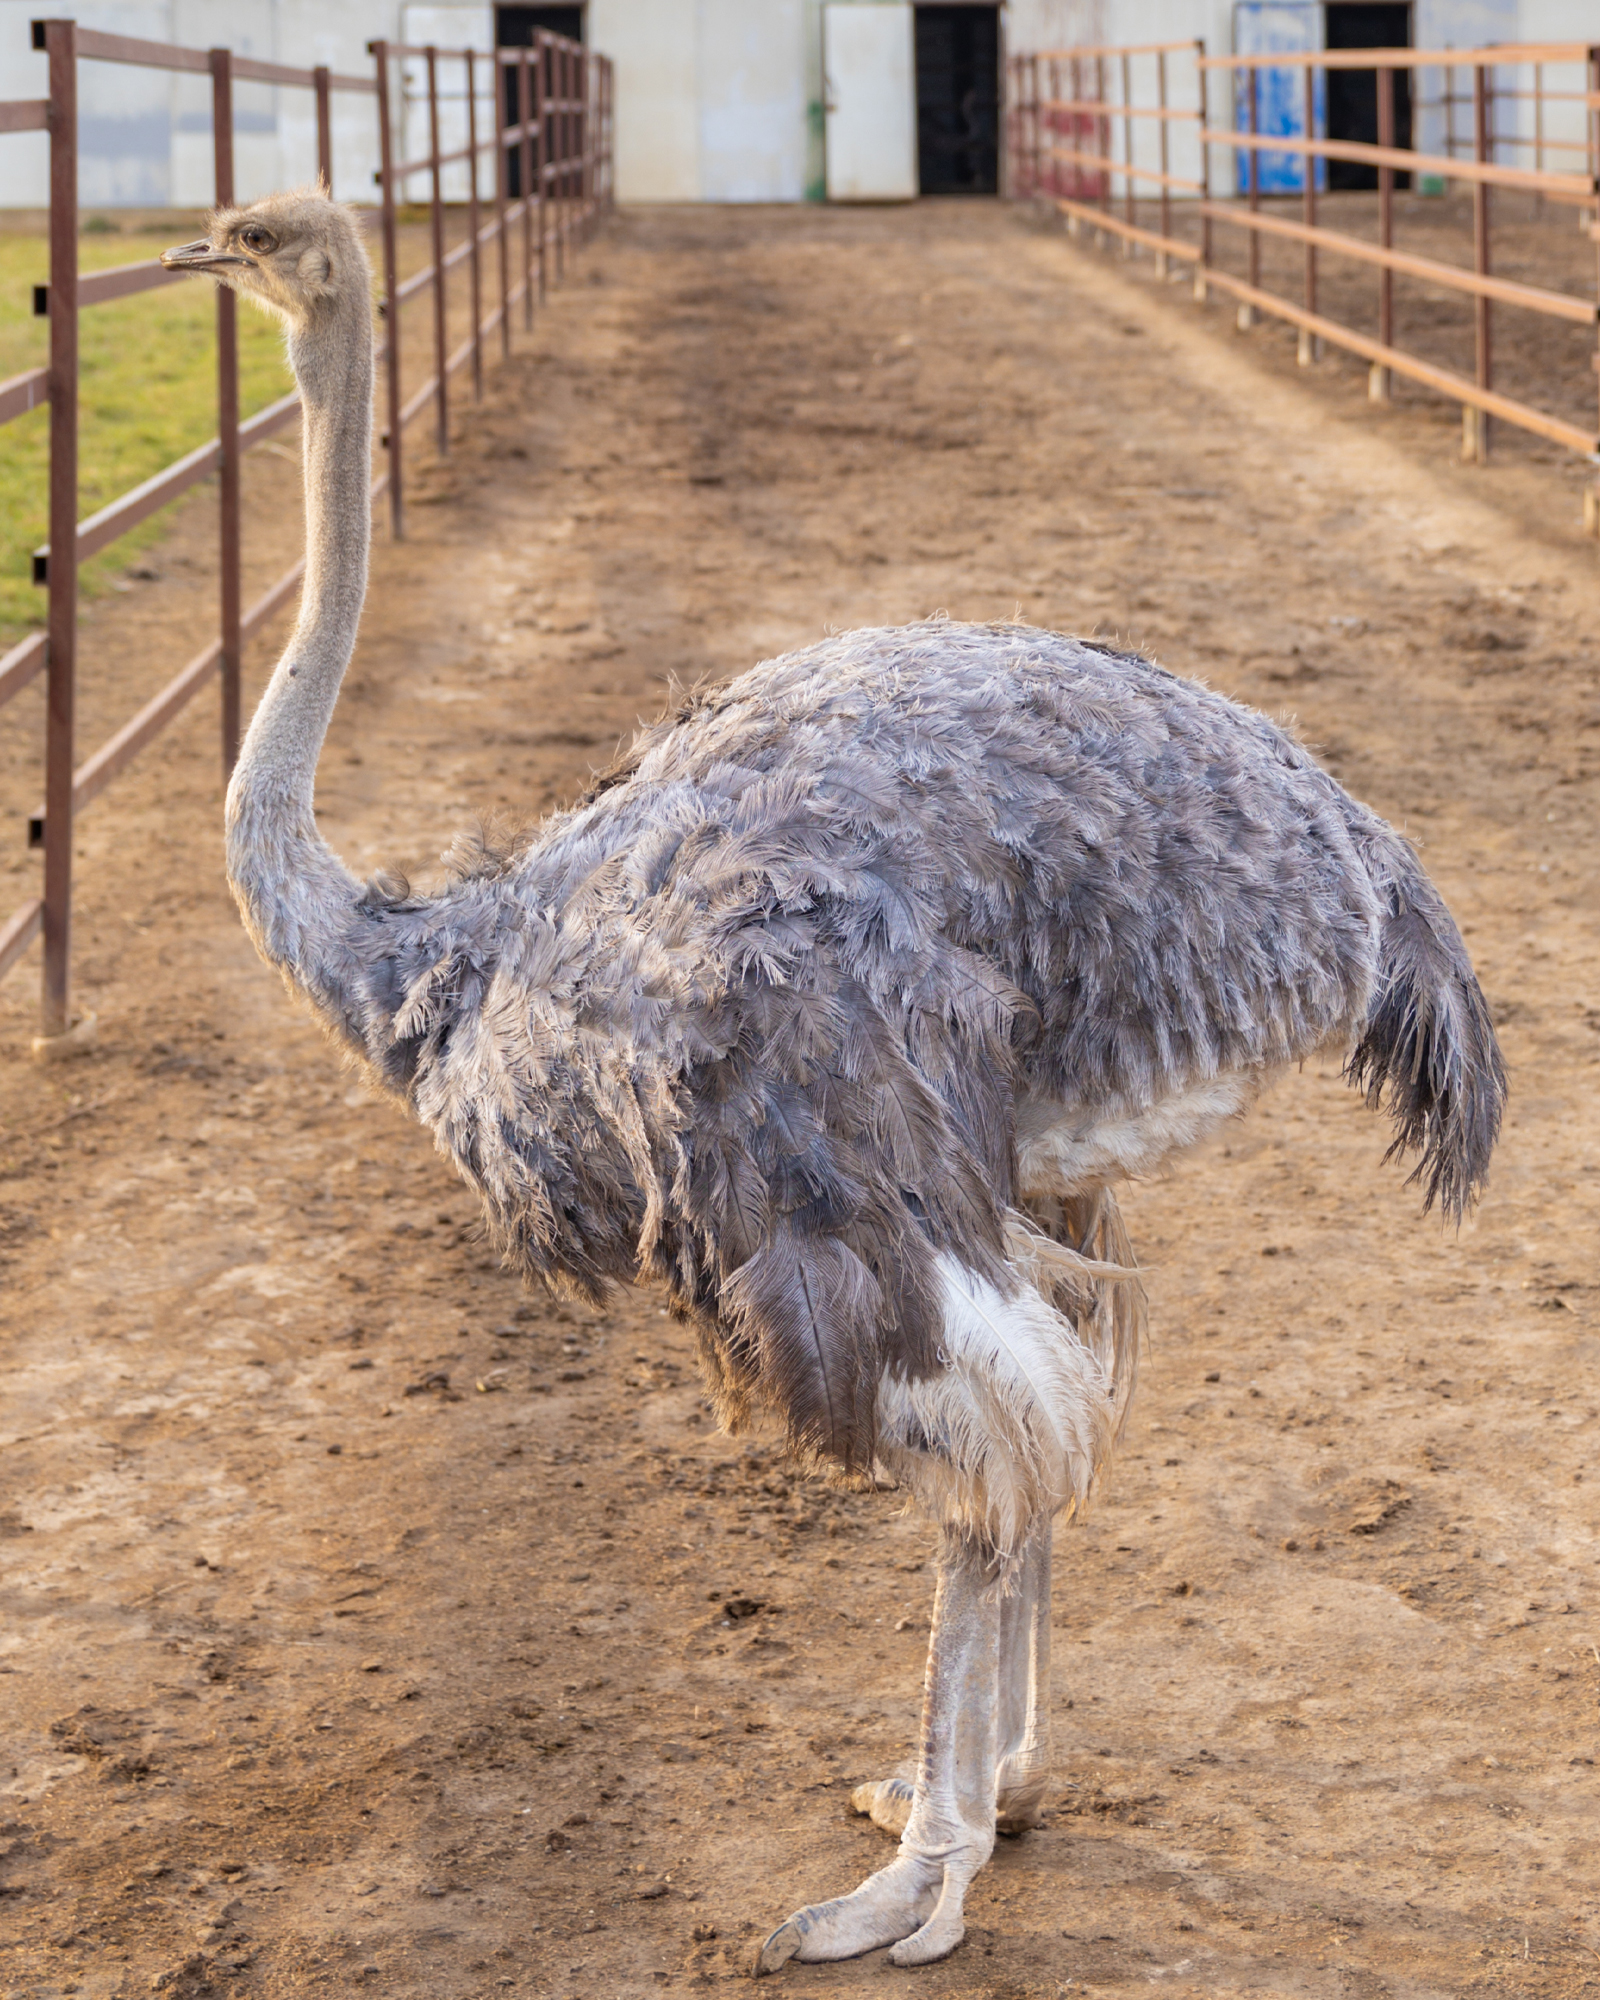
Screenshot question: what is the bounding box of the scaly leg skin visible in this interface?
[994,1515,1053,1834]
[850,1514,1053,1844]
[756,1527,1002,1971]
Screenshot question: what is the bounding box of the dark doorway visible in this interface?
[496,5,582,46]
[913,5,1000,195]
[1323,2,1411,190]
[496,7,584,196]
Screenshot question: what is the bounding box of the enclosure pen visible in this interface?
[1009,37,1600,510]
[0,19,613,1041]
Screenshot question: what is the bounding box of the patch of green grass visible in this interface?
[0,222,294,650]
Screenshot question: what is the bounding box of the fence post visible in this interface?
[495,51,511,358]
[1299,63,1318,364]
[314,64,332,188]
[583,45,594,238]
[603,56,613,209]
[536,36,550,302]
[1467,62,1491,462]
[426,46,449,455]
[1371,65,1395,403]
[372,41,404,539]
[557,40,570,282]
[1046,57,1058,199]
[1156,48,1170,273]
[465,47,483,402]
[1240,63,1260,327]
[1587,44,1600,532]
[1121,49,1134,247]
[1194,42,1210,302]
[518,50,535,324]
[210,47,241,780]
[41,17,78,1039]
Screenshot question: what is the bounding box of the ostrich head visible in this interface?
[161,188,367,330]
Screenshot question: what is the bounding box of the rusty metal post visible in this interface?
[1195,41,1210,301]
[1533,59,1544,210]
[465,47,483,400]
[1242,62,1261,324]
[1372,65,1395,402]
[1043,57,1056,198]
[1299,63,1317,362]
[495,51,511,356]
[1097,54,1109,214]
[604,54,614,208]
[581,44,592,238]
[1592,46,1600,466]
[426,45,448,455]
[1468,62,1491,461]
[536,35,549,302]
[519,49,535,328]
[557,40,570,282]
[211,47,241,779]
[314,64,332,188]
[1157,48,1171,265]
[41,17,78,1038]
[372,40,404,538]
[1589,44,1600,532]
[1443,57,1456,161]
[600,52,612,209]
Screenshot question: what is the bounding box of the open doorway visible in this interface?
[913,4,1000,194]
[1323,2,1411,189]
[497,4,584,196]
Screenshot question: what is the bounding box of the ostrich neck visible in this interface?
[224,287,375,1034]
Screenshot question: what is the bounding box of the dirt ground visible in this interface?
[1,200,1598,2000]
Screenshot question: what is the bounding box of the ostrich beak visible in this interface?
[161,238,249,272]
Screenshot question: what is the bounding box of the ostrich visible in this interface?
[163,193,1504,1971]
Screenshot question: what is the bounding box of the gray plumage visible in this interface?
[341,626,1500,1471]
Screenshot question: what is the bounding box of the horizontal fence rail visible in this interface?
[1009,37,1600,483]
[0,19,614,1034]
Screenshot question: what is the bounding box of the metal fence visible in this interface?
[0,19,613,1039]
[1008,38,1600,489]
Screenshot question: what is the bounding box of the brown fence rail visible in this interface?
[0,19,614,1040]
[1008,37,1600,492]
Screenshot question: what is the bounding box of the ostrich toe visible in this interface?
[851,1775,915,1837]
[754,1852,945,1969]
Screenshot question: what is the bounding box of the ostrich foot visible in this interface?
[993,1753,1048,1836]
[755,1852,943,1969]
[850,1776,914,1838]
[854,1768,1042,1840]
[756,1843,988,1969]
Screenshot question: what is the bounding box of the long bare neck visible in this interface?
[225,282,374,1031]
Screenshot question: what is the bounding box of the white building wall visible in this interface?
[0,0,1589,209]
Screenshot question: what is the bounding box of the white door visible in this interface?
[823,3,917,201]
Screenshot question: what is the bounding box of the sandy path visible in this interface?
[0,201,1597,2000]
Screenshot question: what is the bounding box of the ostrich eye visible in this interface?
[240,225,277,255]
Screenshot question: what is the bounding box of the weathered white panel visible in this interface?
[823,1,915,200]
[399,4,494,205]
[591,0,699,201]
[698,0,805,201]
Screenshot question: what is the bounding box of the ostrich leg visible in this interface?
[756,1527,1002,1970]
[850,1513,1053,1841]
[995,1515,1052,1832]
